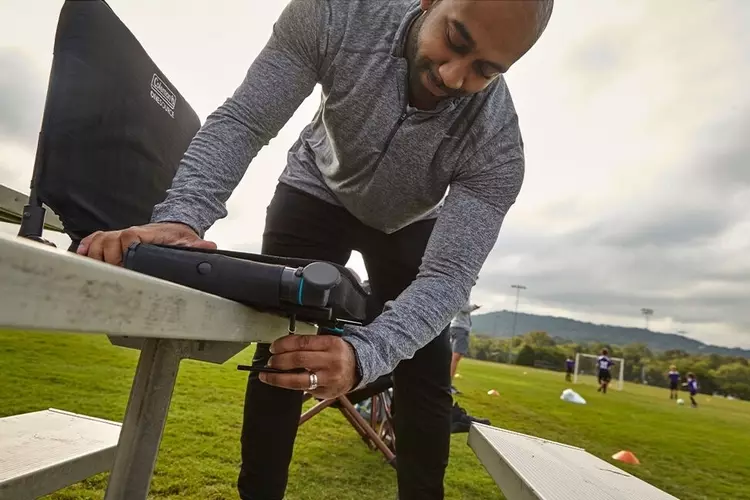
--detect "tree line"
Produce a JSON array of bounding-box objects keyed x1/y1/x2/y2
[{"x1": 468, "y1": 331, "x2": 750, "y2": 400}]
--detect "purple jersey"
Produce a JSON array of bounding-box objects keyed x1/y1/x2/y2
[
  {"x1": 668, "y1": 371, "x2": 680, "y2": 384},
  {"x1": 597, "y1": 356, "x2": 613, "y2": 370},
  {"x1": 687, "y1": 379, "x2": 698, "y2": 395},
  {"x1": 566, "y1": 359, "x2": 574, "y2": 370}
]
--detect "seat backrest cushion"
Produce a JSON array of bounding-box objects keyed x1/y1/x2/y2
[{"x1": 34, "y1": 0, "x2": 200, "y2": 242}]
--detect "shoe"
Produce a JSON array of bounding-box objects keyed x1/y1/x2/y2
[
  {"x1": 451, "y1": 419, "x2": 471, "y2": 433},
  {"x1": 451, "y1": 402, "x2": 470, "y2": 433},
  {"x1": 450, "y1": 385, "x2": 461, "y2": 395},
  {"x1": 450, "y1": 402, "x2": 490, "y2": 433},
  {"x1": 468, "y1": 415, "x2": 491, "y2": 425}
]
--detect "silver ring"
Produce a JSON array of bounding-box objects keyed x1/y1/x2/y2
[{"x1": 308, "y1": 372, "x2": 318, "y2": 391}]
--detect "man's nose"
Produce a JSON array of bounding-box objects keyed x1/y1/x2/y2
[{"x1": 438, "y1": 60, "x2": 467, "y2": 90}]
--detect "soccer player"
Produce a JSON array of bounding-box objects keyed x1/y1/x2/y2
[
  {"x1": 685, "y1": 372, "x2": 699, "y2": 408},
  {"x1": 596, "y1": 348, "x2": 614, "y2": 394},
  {"x1": 667, "y1": 365, "x2": 680, "y2": 399},
  {"x1": 565, "y1": 356, "x2": 574, "y2": 382},
  {"x1": 449, "y1": 300, "x2": 480, "y2": 394}
]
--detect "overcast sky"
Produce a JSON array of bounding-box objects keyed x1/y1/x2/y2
[{"x1": 1, "y1": 0, "x2": 748, "y2": 348}]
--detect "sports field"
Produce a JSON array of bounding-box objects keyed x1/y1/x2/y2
[{"x1": 2, "y1": 330, "x2": 748, "y2": 500}]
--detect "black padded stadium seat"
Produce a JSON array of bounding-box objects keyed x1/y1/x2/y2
[{"x1": 18, "y1": 0, "x2": 201, "y2": 247}]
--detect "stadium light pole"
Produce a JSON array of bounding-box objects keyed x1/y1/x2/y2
[
  {"x1": 640, "y1": 308, "x2": 654, "y2": 330},
  {"x1": 505, "y1": 284, "x2": 527, "y2": 365},
  {"x1": 511, "y1": 284, "x2": 527, "y2": 337}
]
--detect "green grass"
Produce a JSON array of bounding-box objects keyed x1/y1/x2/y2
[{"x1": 1, "y1": 331, "x2": 748, "y2": 500}]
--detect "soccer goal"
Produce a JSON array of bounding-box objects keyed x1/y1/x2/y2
[{"x1": 573, "y1": 353, "x2": 625, "y2": 391}]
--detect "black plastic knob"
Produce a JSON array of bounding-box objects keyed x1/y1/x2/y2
[{"x1": 302, "y1": 262, "x2": 340, "y2": 290}]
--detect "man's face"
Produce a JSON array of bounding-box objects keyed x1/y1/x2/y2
[{"x1": 407, "y1": 0, "x2": 546, "y2": 106}]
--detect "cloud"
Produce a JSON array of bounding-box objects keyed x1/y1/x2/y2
[
  {"x1": 695, "y1": 111, "x2": 750, "y2": 193},
  {"x1": 467, "y1": 0, "x2": 750, "y2": 348},
  {"x1": 0, "y1": 49, "x2": 46, "y2": 147},
  {"x1": 592, "y1": 207, "x2": 732, "y2": 248}
]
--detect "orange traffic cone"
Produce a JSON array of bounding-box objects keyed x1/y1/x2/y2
[{"x1": 612, "y1": 450, "x2": 640, "y2": 465}]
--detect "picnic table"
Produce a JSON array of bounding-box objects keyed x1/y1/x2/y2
[{"x1": 0, "y1": 232, "x2": 315, "y2": 499}]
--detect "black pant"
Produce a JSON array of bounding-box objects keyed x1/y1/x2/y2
[{"x1": 238, "y1": 183, "x2": 453, "y2": 500}]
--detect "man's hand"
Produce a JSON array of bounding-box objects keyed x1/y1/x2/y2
[
  {"x1": 76, "y1": 222, "x2": 217, "y2": 266},
  {"x1": 260, "y1": 335, "x2": 359, "y2": 399}
]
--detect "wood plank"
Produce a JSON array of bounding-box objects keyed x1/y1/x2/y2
[
  {"x1": 0, "y1": 232, "x2": 315, "y2": 341},
  {"x1": 0, "y1": 184, "x2": 65, "y2": 233},
  {"x1": 0, "y1": 408, "x2": 121, "y2": 500},
  {"x1": 468, "y1": 424, "x2": 678, "y2": 500}
]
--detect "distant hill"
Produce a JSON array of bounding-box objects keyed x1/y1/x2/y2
[{"x1": 471, "y1": 310, "x2": 750, "y2": 358}]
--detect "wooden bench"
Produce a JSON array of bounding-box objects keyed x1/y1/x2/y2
[
  {"x1": 0, "y1": 408, "x2": 121, "y2": 500},
  {"x1": 0, "y1": 184, "x2": 64, "y2": 233},
  {"x1": 468, "y1": 423, "x2": 678, "y2": 500}
]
